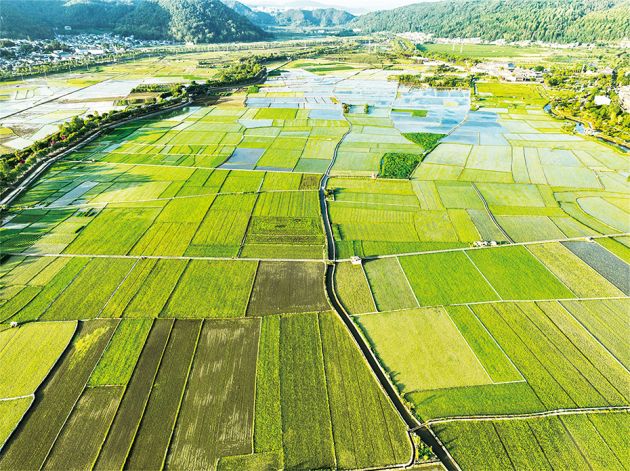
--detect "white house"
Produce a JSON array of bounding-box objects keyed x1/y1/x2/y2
[{"x1": 594, "y1": 95, "x2": 611, "y2": 106}]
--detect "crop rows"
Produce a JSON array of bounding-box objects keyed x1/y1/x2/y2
[{"x1": 433, "y1": 412, "x2": 629, "y2": 470}]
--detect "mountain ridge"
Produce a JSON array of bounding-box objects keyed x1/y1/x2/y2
[
  {"x1": 223, "y1": 1, "x2": 355, "y2": 28},
  {"x1": 0, "y1": 0, "x2": 269, "y2": 43}
]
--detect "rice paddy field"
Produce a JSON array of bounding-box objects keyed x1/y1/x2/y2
[
  {"x1": 0, "y1": 42, "x2": 299, "y2": 154},
  {"x1": 1, "y1": 50, "x2": 629, "y2": 470}
]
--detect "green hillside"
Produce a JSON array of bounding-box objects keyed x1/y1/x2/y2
[
  {"x1": 0, "y1": 0, "x2": 268, "y2": 43},
  {"x1": 352, "y1": 0, "x2": 629, "y2": 43}
]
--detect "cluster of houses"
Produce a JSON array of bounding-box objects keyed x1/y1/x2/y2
[
  {"x1": 0, "y1": 34, "x2": 173, "y2": 73},
  {"x1": 471, "y1": 62, "x2": 544, "y2": 82}
]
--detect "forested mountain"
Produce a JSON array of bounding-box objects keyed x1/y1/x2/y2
[
  {"x1": 274, "y1": 9, "x2": 356, "y2": 27},
  {"x1": 0, "y1": 0, "x2": 268, "y2": 43},
  {"x1": 352, "y1": 0, "x2": 629, "y2": 43},
  {"x1": 223, "y1": 1, "x2": 277, "y2": 26},
  {"x1": 565, "y1": 3, "x2": 630, "y2": 42},
  {"x1": 222, "y1": 2, "x2": 355, "y2": 28}
]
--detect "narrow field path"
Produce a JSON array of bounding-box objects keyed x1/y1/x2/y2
[
  {"x1": 340, "y1": 232, "x2": 630, "y2": 262},
  {"x1": 417, "y1": 405, "x2": 630, "y2": 428},
  {"x1": 470, "y1": 182, "x2": 514, "y2": 243},
  {"x1": 318, "y1": 119, "x2": 461, "y2": 471},
  {"x1": 1, "y1": 252, "x2": 326, "y2": 264}
]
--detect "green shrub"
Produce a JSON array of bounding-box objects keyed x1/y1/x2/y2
[
  {"x1": 379, "y1": 152, "x2": 424, "y2": 179},
  {"x1": 402, "y1": 132, "x2": 446, "y2": 150}
]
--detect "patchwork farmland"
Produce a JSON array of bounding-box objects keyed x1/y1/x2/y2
[{"x1": 0, "y1": 54, "x2": 628, "y2": 471}]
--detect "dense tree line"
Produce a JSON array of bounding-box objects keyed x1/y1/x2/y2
[
  {"x1": 352, "y1": 0, "x2": 629, "y2": 43},
  {"x1": 0, "y1": 57, "x2": 267, "y2": 188},
  {"x1": 395, "y1": 72, "x2": 472, "y2": 89},
  {"x1": 0, "y1": 0, "x2": 268, "y2": 43}
]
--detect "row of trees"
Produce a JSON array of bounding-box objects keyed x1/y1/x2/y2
[
  {"x1": 0, "y1": 99, "x2": 182, "y2": 189},
  {"x1": 1, "y1": 57, "x2": 268, "y2": 189},
  {"x1": 395, "y1": 72, "x2": 472, "y2": 89}
]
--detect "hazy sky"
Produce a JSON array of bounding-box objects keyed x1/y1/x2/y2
[{"x1": 245, "y1": 0, "x2": 426, "y2": 14}]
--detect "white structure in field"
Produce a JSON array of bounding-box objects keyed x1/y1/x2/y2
[{"x1": 594, "y1": 95, "x2": 611, "y2": 106}]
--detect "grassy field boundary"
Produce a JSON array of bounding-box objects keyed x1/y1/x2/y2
[{"x1": 424, "y1": 405, "x2": 630, "y2": 426}]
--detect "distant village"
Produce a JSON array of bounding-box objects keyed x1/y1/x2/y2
[{"x1": 0, "y1": 33, "x2": 174, "y2": 74}]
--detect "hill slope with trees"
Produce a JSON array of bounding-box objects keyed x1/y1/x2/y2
[
  {"x1": 223, "y1": 2, "x2": 355, "y2": 28},
  {"x1": 0, "y1": 0, "x2": 268, "y2": 43},
  {"x1": 274, "y1": 8, "x2": 356, "y2": 27},
  {"x1": 352, "y1": 0, "x2": 629, "y2": 43}
]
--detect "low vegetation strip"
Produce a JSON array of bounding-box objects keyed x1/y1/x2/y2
[
  {"x1": 247, "y1": 261, "x2": 329, "y2": 316},
  {"x1": 319, "y1": 312, "x2": 411, "y2": 469},
  {"x1": 0, "y1": 321, "x2": 76, "y2": 398},
  {"x1": 42, "y1": 386, "x2": 124, "y2": 471},
  {"x1": 333, "y1": 262, "x2": 376, "y2": 314},
  {"x1": 88, "y1": 319, "x2": 153, "y2": 387},
  {"x1": 123, "y1": 259, "x2": 188, "y2": 318},
  {"x1": 446, "y1": 306, "x2": 522, "y2": 383},
  {"x1": 562, "y1": 241, "x2": 630, "y2": 295},
  {"x1": 125, "y1": 320, "x2": 201, "y2": 470},
  {"x1": 527, "y1": 243, "x2": 625, "y2": 298},
  {"x1": 358, "y1": 307, "x2": 493, "y2": 393},
  {"x1": 280, "y1": 313, "x2": 336, "y2": 469},
  {"x1": 433, "y1": 411, "x2": 629, "y2": 471},
  {"x1": 399, "y1": 251, "x2": 499, "y2": 306},
  {"x1": 9, "y1": 257, "x2": 90, "y2": 323},
  {"x1": 536, "y1": 301, "x2": 630, "y2": 402},
  {"x1": 466, "y1": 246, "x2": 575, "y2": 300},
  {"x1": 253, "y1": 316, "x2": 282, "y2": 454},
  {"x1": 474, "y1": 302, "x2": 630, "y2": 410},
  {"x1": 0, "y1": 320, "x2": 116, "y2": 470},
  {"x1": 42, "y1": 258, "x2": 136, "y2": 320},
  {"x1": 166, "y1": 319, "x2": 259, "y2": 469},
  {"x1": 363, "y1": 258, "x2": 418, "y2": 311},
  {"x1": 93, "y1": 319, "x2": 173, "y2": 471},
  {"x1": 162, "y1": 260, "x2": 257, "y2": 318},
  {"x1": 560, "y1": 299, "x2": 630, "y2": 370}
]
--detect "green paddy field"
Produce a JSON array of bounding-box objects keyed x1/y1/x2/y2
[{"x1": 0, "y1": 54, "x2": 628, "y2": 470}]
